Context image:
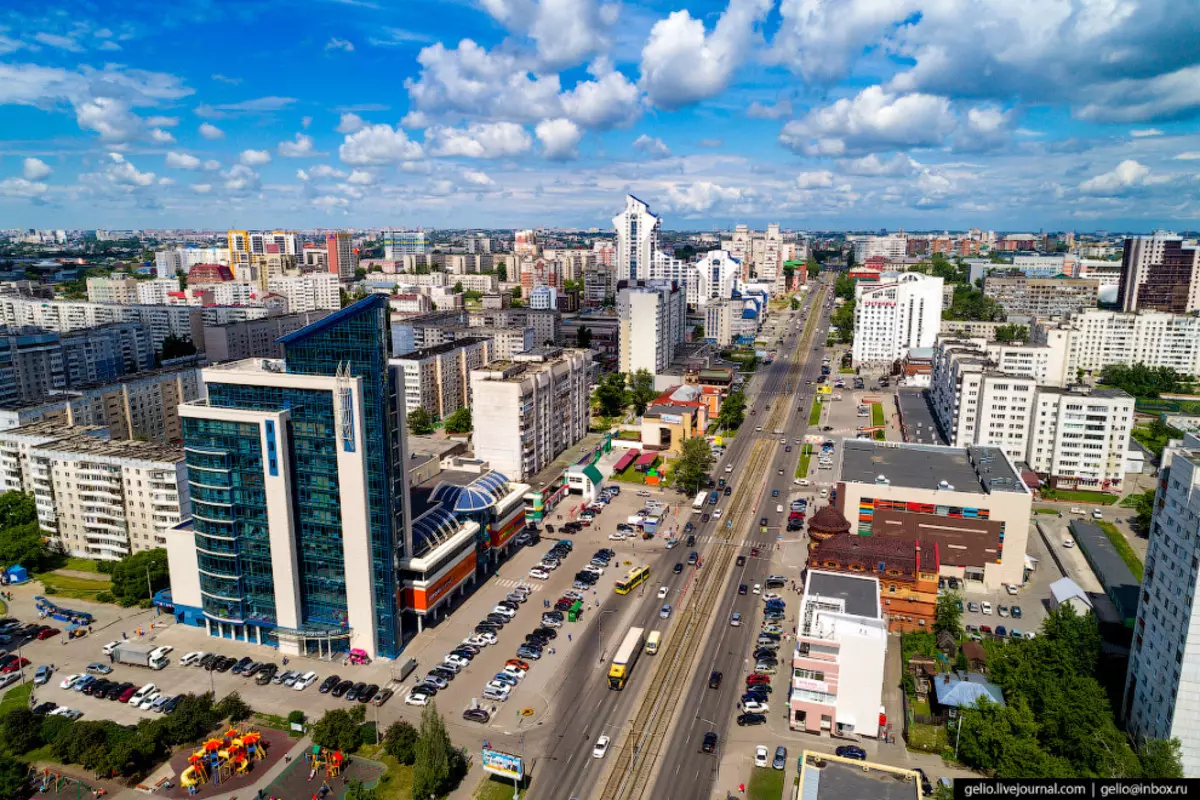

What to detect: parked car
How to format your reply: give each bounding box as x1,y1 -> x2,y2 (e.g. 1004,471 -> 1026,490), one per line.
836,745 -> 867,760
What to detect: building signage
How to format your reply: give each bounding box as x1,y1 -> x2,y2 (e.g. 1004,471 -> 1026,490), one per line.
660,414 -> 683,424
795,678 -> 829,693
481,747 -> 523,780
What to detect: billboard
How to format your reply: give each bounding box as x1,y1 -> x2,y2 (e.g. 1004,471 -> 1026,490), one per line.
660,414 -> 683,424
482,748 -> 523,781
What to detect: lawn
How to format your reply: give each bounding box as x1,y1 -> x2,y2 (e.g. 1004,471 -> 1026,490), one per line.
37,571 -> 113,602
61,557 -> 104,574
353,747 -> 414,800
474,775 -> 527,800
748,766 -> 785,800
796,444 -> 813,478
0,682 -> 32,716
808,397 -> 822,427
871,403 -> 885,428
1034,507 -> 1061,515
1096,521 -> 1145,581
1039,488 -> 1119,505
906,722 -> 950,754
838,367 -> 855,374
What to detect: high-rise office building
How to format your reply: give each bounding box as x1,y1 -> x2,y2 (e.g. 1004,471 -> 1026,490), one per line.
852,272 -> 944,366
168,296 -> 409,658
326,232 -> 357,282
1124,431 -> 1200,775
1118,232 -> 1200,313
612,195 -> 661,282
383,230 -> 426,260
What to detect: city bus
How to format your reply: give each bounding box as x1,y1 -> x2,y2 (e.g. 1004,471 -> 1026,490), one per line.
644,630 -> 662,655
614,565 -> 651,595
608,627 -> 645,689
693,492 -> 707,511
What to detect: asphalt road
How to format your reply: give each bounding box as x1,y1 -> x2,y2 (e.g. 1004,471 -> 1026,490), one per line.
650,280 -> 835,800
533,283 -> 832,800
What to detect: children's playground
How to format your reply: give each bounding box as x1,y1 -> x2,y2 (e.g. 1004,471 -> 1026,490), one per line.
163,725 -> 290,798
28,767 -> 105,798
263,746 -> 385,800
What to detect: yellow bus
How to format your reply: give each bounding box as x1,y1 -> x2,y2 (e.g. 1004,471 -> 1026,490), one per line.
614,565 -> 650,595
644,630 -> 662,655
817,385 -> 832,395
608,627 -> 645,689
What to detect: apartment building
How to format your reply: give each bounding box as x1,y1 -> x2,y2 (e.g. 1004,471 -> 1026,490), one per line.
326,232 -> 357,282
982,275 -> 1099,318
267,274 -> 341,312
1124,432 -> 1200,775
168,295 -> 410,659
850,233 -> 909,263
704,301 -> 737,347
852,272 -> 944,366
135,277 -> 182,305
392,337 -> 491,420
383,230 -> 426,259
203,311 -> 331,362
612,194 -> 661,282
1118,232 -> 1200,313
1027,387 -> 1134,492
154,247 -> 232,279
686,250 -> 741,308
0,324 -> 155,405
0,420 -> 189,559
0,296 -> 205,353
835,439 -> 1033,589
529,285 -> 557,310
1077,259 -> 1124,288
1034,309 -> 1200,377
470,347 -> 592,480
789,570 -> 888,738
86,275 -> 140,305
583,265 -> 615,307
618,283 -> 686,375
389,294 -> 433,315
469,307 -> 560,348
474,326 -> 535,359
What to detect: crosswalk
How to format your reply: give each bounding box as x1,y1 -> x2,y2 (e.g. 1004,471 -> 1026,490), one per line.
686,535 -> 786,550
493,577 -> 544,592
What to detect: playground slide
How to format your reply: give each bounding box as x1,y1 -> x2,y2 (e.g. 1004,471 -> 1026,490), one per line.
180,767 -> 199,788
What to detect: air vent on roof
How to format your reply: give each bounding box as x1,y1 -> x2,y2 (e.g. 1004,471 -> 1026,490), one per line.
875,474 -> 889,485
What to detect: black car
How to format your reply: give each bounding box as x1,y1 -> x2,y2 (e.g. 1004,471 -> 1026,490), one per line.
200,653 -> 219,670
532,627 -> 557,640
737,713 -> 767,727
330,679 -> 352,698
686,535 -> 696,547
673,563 -> 683,574
319,675 -> 341,694
163,695 -> 184,714
255,664 -> 278,685
738,584 -> 748,595
358,684 -> 379,704
708,671 -> 722,689
702,732 -> 719,753
684,522 -> 695,533
542,610 -> 564,621
835,745 -> 867,760
525,634 -> 549,647
231,656 -> 253,674
33,702 -> 58,715
456,644 -> 481,656
736,555 -> 746,567
343,682 -> 363,701
244,661 -> 263,677
431,668 -> 455,682
687,551 -> 699,565
463,708 -> 490,724
450,648 -> 476,661
724,486 -> 732,496
475,624 -> 500,635
498,600 -> 520,611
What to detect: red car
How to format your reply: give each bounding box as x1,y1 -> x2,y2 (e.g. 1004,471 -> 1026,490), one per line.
746,673 -> 771,686
118,686 -> 138,703
36,627 -> 60,641
1,656 -> 29,673
750,547 -> 761,557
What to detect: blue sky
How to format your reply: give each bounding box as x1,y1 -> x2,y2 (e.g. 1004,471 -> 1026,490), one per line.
2,0 -> 1199,231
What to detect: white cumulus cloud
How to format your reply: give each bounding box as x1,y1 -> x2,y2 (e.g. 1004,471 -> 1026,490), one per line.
560,58 -> 641,129
165,151 -> 202,169
240,149 -> 272,166
0,177 -> 47,198
199,122 -> 224,140
665,181 -> 743,213
461,169 -> 495,186
1079,160 -> 1157,194
632,134 -> 670,158
779,86 -> 956,156
427,122 -> 533,159
278,133 -> 316,157
22,158 -> 52,180
326,38 -> 355,53
795,170 -> 834,189
535,118 -> 582,160
346,169 -> 376,185
336,113 -> 365,134
339,124 -> 425,165
148,127 -> 175,144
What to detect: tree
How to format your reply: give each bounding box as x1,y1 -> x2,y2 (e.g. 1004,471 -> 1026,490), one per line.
806,255 -> 819,278
109,548 -> 169,604
1138,737 -> 1184,779
576,325 -> 592,349
1100,363 -> 1183,398
344,780 -> 379,800
407,408 -> 435,435
675,437 -> 715,494
994,324 -> 1029,343
830,302 -> 855,343
354,267 -> 368,281
383,720 -> 419,765
214,691 -> 251,722
1125,489 -> 1155,534
0,491 -> 36,529
0,520 -> 53,572
693,323 -> 704,339
510,286 -> 522,300
311,708 -> 362,753
942,285 -> 1005,322
717,389 -> 746,431
159,334 -> 197,361
0,752 -> 30,798
443,407 -> 472,434
789,296 -> 800,310
594,373 -> 628,417
1,707 -> 43,754
496,263 -> 508,282
934,591 -> 962,637
412,703 -> 454,799
453,281 -> 464,293
834,273 -> 855,301
628,369 -> 657,416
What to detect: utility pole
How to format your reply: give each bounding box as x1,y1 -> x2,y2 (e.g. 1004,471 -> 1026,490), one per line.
146,565 -> 154,604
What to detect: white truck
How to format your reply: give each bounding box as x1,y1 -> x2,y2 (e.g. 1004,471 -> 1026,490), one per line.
113,644 -> 167,670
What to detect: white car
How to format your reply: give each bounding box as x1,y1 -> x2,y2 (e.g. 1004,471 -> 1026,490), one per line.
794,479 -> 809,486
180,651 -> 208,667
484,681 -> 512,695
582,565 -> 604,576
755,745 -> 769,768
466,633 -> 496,647
981,602 -> 993,615
405,690 -> 430,706
502,665 -> 527,679
730,612 -> 742,627
149,645 -> 174,660
713,508 -> 723,519
1091,509 -> 1104,520
445,654 -> 470,669
776,505 -> 784,513
529,568 -> 551,580
491,605 -> 517,619
636,490 -> 651,497
130,683 -> 157,705
762,593 -> 783,603
138,690 -> 162,710
101,641 -> 121,656
539,560 -> 559,571
593,735 -> 611,759
513,584 -> 533,596
725,465 -> 734,473
742,700 -> 769,713
657,586 -> 669,599
608,532 -> 627,541
1070,507 -> 1085,515
819,489 -> 828,498
1005,584 -> 1019,596
59,674 -> 83,690
1063,538 -> 1075,549
752,584 -> 761,595
293,671 -> 318,691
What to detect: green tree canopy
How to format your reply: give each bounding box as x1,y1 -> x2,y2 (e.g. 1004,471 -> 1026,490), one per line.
443,407 -> 472,434
675,437 -> 715,494
159,334 -> 197,361
576,325 -> 592,348
412,703 -> 455,799
109,548 -> 169,604
1100,363 -> 1183,398
453,281 -> 464,293
994,324 -> 1029,343
496,263 -> 507,282
407,407 -> 435,435
383,720 -> 419,765
0,491 -> 36,529
834,273 -> 856,301
830,301 -> 855,343
628,369 -> 657,416
934,590 -> 963,638
943,285 -> 1005,322
311,708 -> 362,753
594,372 -> 628,417
717,388 -> 746,431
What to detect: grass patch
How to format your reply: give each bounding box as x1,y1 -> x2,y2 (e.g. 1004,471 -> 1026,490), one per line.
796,444 -> 813,478
251,711 -> 303,737
838,367 -> 855,374
1120,494 -> 1145,508
871,403 -> 885,428
808,398 -> 822,427
1035,507 -> 1060,515
474,775 -> 527,800
907,722 -> 950,753
1096,521 -> 1144,581
354,748 -> 414,800
1039,488 -> 1119,505
36,572 -> 112,602
909,697 -> 932,716
0,682 -> 32,716
748,766 -> 786,800
0,597 -> 6,616
1132,422 -> 1183,458
61,557 -> 104,574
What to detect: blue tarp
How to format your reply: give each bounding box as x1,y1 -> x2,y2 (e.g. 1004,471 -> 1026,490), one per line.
4,564 -> 28,584
933,672 -> 1005,709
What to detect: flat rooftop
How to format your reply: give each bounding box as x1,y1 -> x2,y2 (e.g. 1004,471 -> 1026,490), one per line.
805,570 -> 879,619
392,336 -> 491,361
839,439 -> 1027,495
799,753 -> 921,800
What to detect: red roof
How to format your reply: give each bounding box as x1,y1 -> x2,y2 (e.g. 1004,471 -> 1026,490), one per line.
634,452 -> 658,469
612,449 -> 639,472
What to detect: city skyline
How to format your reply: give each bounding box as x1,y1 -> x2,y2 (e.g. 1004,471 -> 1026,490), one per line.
1,0 -> 1199,231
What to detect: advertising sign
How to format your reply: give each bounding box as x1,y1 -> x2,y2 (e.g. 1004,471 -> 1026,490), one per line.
482,748 -> 523,781
660,414 -> 683,424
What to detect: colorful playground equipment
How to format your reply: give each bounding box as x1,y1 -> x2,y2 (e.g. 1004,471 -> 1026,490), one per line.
30,767 -> 93,796
178,726 -> 267,794
309,745 -> 345,779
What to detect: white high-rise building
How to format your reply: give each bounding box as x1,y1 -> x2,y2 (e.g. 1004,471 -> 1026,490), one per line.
852,272 -> 944,366
137,278 -> 182,305
1034,309 -> 1200,377
267,274 -> 341,312
1124,432 -> 1200,775
850,233 -> 909,263
249,231 -> 299,256
392,336 -> 492,420
687,250 -> 741,308
470,348 -> 592,480
86,276 -> 140,305
647,249 -> 689,287
155,249 -> 184,279
1026,387 -> 1134,491
704,301 -> 737,347
612,195 -> 660,282
618,283 -> 686,375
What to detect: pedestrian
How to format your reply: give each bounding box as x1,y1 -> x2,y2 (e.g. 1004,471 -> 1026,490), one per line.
121,631 -> 127,640
568,633 -> 572,642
